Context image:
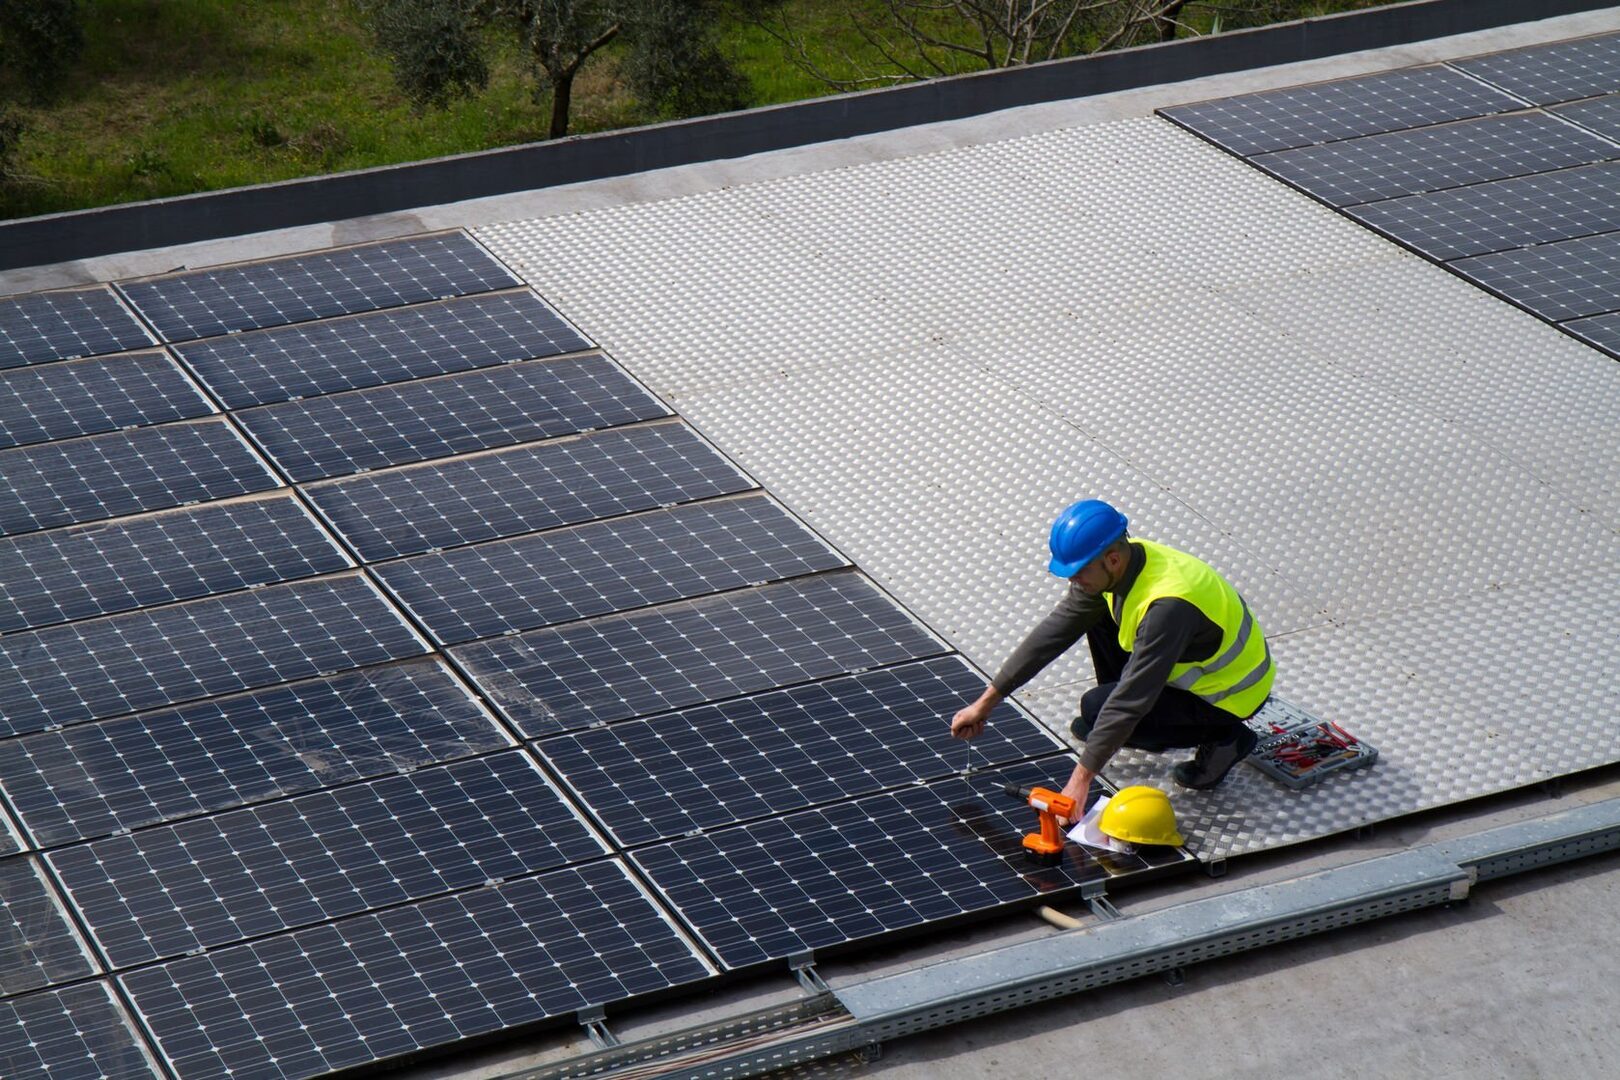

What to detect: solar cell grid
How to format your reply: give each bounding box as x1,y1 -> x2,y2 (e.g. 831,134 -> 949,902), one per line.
537,656 -> 1061,846
1452,31 -> 1620,106
1160,65 -> 1524,156
377,494 -> 848,646
0,495 -> 349,634
0,574 -> 427,737
117,233 -> 519,343
121,860 -> 713,1080
1562,310 -> 1620,357
1345,162 -> 1620,260
0,858 -> 97,996
0,983 -> 161,1080
0,418 -> 279,538
307,421 -> 754,562
0,351 -> 211,450
49,750 -> 608,968
1249,112 -> 1617,207
453,572 -> 945,736
0,661 -> 507,847
175,290 -> 590,408
632,758 -> 1190,970
236,356 -> 669,482
1553,92 -> 1620,140
1450,231 -> 1620,320
0,287 -> 152,369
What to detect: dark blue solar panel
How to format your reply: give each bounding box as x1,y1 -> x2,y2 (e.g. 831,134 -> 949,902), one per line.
1249,112 -> 1617,207
1563,310 -> 1620,357
1450,231 -> 1620,320
121,860 -> 713,1080
175,290 -> 590,408
51,751 -> 607,968
1553,92 -> 1620,140
307,421 -> 752,562
536,656 -> 1061,846
0,351 -> 210,450
1451,31 -> 1620,106
0,983 -> 161,1080
632,758 -> 1191,970
1160,65 -> 1524,156
377,495 -> 848,646
117,233 -> 519,343
0,575 -> 427,737
1346,162 -> 1620,260
0,495 -> 348,634
0,419 -> 278,538
0,661 -> 506,847
0,287 -> 152,369
453,572 -> 945,736
0,858 -> 97,996
236,357 -> 669,482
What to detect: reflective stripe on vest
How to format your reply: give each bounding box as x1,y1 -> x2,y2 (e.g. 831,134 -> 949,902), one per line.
1105,538 -> 1274,718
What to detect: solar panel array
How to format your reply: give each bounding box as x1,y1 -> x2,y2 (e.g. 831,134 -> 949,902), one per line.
0,230 -> 1169,1079
1162,30 -> 1620,358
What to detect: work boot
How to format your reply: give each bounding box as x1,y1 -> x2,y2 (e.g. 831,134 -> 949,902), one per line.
1172,726 -> 1259,790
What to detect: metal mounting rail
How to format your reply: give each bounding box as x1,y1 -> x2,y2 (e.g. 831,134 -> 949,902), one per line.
499,797 -> 1620,1080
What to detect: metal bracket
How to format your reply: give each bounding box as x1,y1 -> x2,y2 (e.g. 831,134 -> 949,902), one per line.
790,951 -> 830,996
1080,880 -> 1123,921
578,1007 -> 619,1050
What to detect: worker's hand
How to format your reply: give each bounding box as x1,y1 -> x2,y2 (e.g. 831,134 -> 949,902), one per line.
950,702 -> 989,740
1057,763 -> 1096,825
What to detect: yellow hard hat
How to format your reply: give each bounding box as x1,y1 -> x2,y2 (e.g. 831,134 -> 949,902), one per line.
1098,786 -> 1185,847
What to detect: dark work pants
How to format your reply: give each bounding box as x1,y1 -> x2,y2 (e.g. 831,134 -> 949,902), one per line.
1068,625 -> 1251,752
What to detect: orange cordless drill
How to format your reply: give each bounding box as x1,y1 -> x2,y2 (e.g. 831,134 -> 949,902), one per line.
1004,784 -> 1077,864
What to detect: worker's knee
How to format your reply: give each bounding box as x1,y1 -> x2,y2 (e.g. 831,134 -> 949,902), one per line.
1072,684 -> 1112,740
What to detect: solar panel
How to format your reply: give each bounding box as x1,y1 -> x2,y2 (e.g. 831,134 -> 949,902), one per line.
1552,92 -> 1620,140
0,495 -> 349,634
632,757 -> 1191,970
0,983 -> 162,1080
307,421 -> 753,562
0,287 -> 153,369
1345,162 -> 1620,260
0,419 -> 279,539
1449,231 -> 1620,321
50,751 -> 607,968
1159,65 -> 1524,156
536,657 -> 1062,847
0,660 -> 507,847
453,572 -> 946,736
117,233 -> 519,343
0,574 -> 427,737
0,858 -> 98,996
1451,31 -> 1620,106
0,351 -> 211,450
175,290 -> 590,409
1562,310 -> 1620,357
236,357 -> 669,482
1249,112 -> 1617,207
121,860 -> 713,1080
377,495 -> 849,646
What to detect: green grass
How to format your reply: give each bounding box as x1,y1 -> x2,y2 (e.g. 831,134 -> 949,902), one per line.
1,0 -> 1388,220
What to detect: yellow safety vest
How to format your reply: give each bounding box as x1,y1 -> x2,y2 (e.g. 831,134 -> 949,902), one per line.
1104,538 -> 1274,718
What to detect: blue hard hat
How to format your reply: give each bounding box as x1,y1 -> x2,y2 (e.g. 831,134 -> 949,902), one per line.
1047,499 -> 1128,577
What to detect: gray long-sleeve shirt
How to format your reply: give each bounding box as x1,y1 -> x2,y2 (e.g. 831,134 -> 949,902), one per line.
991,542 -> 1225,772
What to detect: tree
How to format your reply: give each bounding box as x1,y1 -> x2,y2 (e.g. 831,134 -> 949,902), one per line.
364,0 -> 760,139
0,0 -> 84,181
761,0 -> 1338,90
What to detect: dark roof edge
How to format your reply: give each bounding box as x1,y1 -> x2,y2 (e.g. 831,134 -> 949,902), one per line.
3,0 -> 1606,272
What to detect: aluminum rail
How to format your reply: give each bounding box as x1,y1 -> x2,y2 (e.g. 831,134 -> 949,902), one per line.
512,795 -> 1620,1080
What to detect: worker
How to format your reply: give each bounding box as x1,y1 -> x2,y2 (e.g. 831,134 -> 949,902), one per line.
951,499 -> 1274,814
